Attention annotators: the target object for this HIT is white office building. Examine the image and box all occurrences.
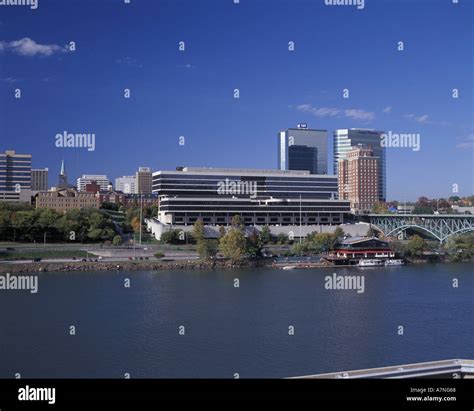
[115,175,137,194]
[77,175,110,192]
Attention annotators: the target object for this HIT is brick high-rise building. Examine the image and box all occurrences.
[136,167,152,194]
[338,145,379,213]
[334,129,385,201]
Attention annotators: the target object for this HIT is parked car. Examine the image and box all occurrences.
[32,257,42,262]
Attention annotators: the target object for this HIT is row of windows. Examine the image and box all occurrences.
[161,207,350,213]
[154,180,337,186]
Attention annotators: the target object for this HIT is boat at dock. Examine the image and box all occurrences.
[384,259,404,266]
[357,259,384,267]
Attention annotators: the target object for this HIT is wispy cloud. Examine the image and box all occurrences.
[177,63,196,69]
[404,113,451,127]
[296,104,375,122]
[382,106,392,113]
[456,133,474,149]
[0,38,67,56]
[297,104,340,117]
[0,77,19,83]
[344,109,375,122]
[404,113,430,124]
[116,56,143,68]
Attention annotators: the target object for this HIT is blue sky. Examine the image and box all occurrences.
[0,0,472,201]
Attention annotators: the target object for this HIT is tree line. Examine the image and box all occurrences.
[0,203,118,243]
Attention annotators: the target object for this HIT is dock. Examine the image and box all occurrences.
[289,359,474,379]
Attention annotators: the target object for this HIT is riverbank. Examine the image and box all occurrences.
[2,257,471,274]
[0,258,270,274]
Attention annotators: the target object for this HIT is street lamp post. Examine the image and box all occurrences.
[139,193,143,246]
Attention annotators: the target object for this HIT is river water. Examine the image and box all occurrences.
[0,263,472,378]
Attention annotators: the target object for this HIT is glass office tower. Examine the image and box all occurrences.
[278,126,328,174]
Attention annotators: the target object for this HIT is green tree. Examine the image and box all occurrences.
[219,228,247,260]
[406,235,426,256]
[160,229,183,244]
[218,225,226,238]
[0,209,12,241]
[112,235,123,246]
[86,211,116,242]
[372,202,389,214]
[445,233,474,262]
[56,209,88,242]
[192,219,205,242]
[231,215,243,229]
[246,231,262,258]
[332,227,345,241]
[260,225,271,244]
[276,232,288,245]
[413,206,434,215]
[196,239,219,259]
[11,211,36,242]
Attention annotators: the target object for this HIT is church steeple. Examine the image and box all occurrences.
[58,159,68,188]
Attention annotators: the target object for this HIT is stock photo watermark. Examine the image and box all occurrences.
[217,179,257,198]
[325,273,365,294]
[0,273,38,294]
[324,0,365,10]
[55,131,96,151]
[380,131,421,152]
[0,0,38,10]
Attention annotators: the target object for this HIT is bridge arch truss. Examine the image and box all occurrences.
[368,214,474,243]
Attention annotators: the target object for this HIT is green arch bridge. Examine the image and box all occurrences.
[366,214,474,243]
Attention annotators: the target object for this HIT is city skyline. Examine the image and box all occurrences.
[0,0,472,201]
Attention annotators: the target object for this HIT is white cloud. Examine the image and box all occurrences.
[2,38,66,56]
[296,104,314,112]
[0,77,19,83]
[313,107,341,117]
[116,56,143,68]
[404,113,452,127]
[296,104,340,117]
[382,106,392,113]
[296,104,374,122]
[344,109,375,122]
[404,113,430,124]
[177,63,196,69]
[456,133,474,149]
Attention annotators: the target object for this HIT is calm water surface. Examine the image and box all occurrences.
[0,263,472,378]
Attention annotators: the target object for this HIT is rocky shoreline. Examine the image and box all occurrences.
[0,258,270,274]
[1,256,470,274]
